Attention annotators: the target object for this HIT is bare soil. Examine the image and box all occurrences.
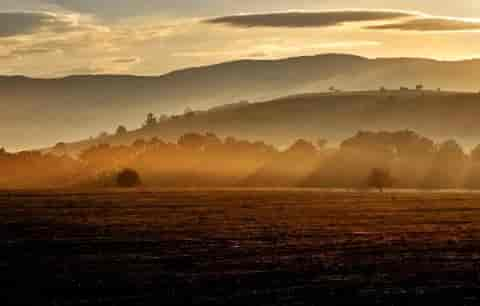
[2,189,480,305]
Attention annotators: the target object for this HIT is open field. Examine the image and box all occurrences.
[2,189,480,305]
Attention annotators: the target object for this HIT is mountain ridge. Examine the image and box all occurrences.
[2,53,480,151]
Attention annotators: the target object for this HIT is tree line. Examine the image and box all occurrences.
[1,130,480,190]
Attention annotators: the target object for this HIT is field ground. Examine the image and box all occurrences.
[2,189,480,305]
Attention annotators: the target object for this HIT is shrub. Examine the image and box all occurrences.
[116,169,141,188]
[367,168,393,192]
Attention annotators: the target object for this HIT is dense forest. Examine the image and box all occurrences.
[2,130,480,190]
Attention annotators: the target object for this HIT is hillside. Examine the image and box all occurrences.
[58,89,480,154]
[3,53,480,150]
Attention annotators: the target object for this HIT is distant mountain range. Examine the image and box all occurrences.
[3,53,480,151]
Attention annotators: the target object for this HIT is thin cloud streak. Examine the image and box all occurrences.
[206,10,415,28]
[0,11,88,37]
[173,41,381,59]
[368,17,480,32]
[206,9,480,32]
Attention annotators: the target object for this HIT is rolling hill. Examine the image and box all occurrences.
[3,53,480,151]
[58,89,480,154]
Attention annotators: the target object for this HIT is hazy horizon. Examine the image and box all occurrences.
[3,52,480,79]
[2,55,480,152]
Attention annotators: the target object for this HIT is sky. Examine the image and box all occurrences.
[1,1,480,77]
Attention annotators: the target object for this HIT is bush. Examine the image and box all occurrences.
[116,169,141,188]
[367,168,393,192]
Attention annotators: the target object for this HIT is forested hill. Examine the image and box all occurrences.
[58,90,480,154]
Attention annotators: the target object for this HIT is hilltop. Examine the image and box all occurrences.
[56,89,480,154]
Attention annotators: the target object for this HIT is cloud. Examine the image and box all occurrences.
[0,44,60,61]
[173,41,380,59]
[111,57,141,64]
[0,10,171,68]
[0,11,109,62]
[206,9,480,33]
[43,0,258,20]
[0,11,88,37]
[11,47,59,57]
[367,17,480,32]
[206,10,415,28]
[60,66,105,75]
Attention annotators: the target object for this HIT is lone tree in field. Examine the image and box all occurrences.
[116,169,141,188]
[367,168,393,192]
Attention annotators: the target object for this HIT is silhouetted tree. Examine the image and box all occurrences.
[98,131,109,139]
[341,131,396,162]
[116,125,128,135]
[367,168,393,192]
[54,142,67,154]
[116,169,141,188]
[143,113,157,127]
[423,140,466,188]
[392,130,435,160]
[287,139,317,156]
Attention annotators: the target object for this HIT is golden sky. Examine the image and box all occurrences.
[1,1,480,77]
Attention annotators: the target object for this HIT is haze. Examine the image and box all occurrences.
[2,1,480,151]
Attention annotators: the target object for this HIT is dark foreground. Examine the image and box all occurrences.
[2,190,480,305]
